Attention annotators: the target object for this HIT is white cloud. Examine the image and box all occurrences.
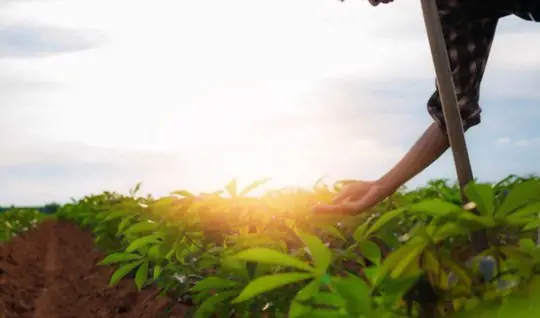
[496,137,512,145]
[495,137,540,147]
[1,0,540,204]
[0,23,104,58]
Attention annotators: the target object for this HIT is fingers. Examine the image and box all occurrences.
[313,197,364,215]
[332,181,371,204]
[368,0,393,6]
[332,181,359,203]
[313,182,389,216]
[332,186,354,204]
[312,202,357,215]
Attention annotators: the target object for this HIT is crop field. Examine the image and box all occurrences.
[1,175,540,317]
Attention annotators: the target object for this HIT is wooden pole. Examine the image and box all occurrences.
[419,0,488,252]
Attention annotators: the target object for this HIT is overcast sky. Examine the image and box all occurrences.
[1,0,539,205]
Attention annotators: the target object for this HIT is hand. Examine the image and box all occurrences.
[312,180,390,215]
[368,0,394,6]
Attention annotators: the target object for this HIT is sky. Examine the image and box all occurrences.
[0,0,539,205]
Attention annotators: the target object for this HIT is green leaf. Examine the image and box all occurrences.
[220,257,249,280]
[422,249,440,274]
[432,223,465,243]
[390,241,426,278]
[463,297,480,311]
[125,235,161,253]
[195,291,236,318]
[331,275,372,316]
[152,265,162,280]
[289,280,320,318]
[408,199,464,216]
[191,277,238,292]
[117,215,135,234]
[171,190,195,198]
[499,246,531,265]
[225,179,237,197]
[506,201,540,220]
[498,180,540,216]
[294,309,348,318]
[298,231,332,273]
[357,240,381,266]
[131,182,142,195]
[380,270,424,299]
[320,225,346,242]
[365,208,406,237]
[239,178,271,197]
[297,279,321,301]
[520,238,535,250]
[147,244,162,260]
[362,267,378,285]
[123,221,158,234]
[375,238,427,284]
[135,261,149,291]
[109,261,143,286]
[441,258,471,287]
[523,219,540,231]
[232,248,314,273]
[99,252,142,265]
[352,222,370,242]
[311,292,345,307]
[231,272,313,303]
[104,210,132,221]
[465,183,495,216]
[92,224,107,234]
[456,213,497,228]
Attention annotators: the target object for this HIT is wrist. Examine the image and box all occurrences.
[374,178,399,195]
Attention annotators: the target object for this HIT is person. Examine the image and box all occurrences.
[314,0,540,215]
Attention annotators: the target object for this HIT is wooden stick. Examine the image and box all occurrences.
[419,0,488,252]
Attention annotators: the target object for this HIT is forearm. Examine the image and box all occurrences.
[376,123,455,195]
[313,123,461,214]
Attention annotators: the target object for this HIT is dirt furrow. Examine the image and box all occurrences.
[33,219,59,318]
[0,220,190,318]
[0,220,51,318]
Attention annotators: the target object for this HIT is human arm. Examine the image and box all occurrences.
[313,122,453,214]
[314,0,497,214]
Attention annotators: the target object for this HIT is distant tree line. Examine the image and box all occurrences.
[0,202,61,214]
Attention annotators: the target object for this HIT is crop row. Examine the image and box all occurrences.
[3,175,540,317]
[0,208,51,241]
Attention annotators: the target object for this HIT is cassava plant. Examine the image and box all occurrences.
[47,175,540,317]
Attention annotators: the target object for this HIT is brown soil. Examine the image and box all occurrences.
[0,220,191,318]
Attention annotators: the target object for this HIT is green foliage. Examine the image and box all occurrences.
[0,208,52,241]
[5,175,540,317]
